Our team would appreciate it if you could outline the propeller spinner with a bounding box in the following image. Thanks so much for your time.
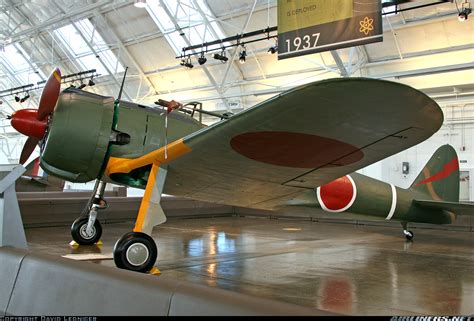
[10,68,61,164]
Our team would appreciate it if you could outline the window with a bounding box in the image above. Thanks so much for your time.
[382,0,401,17]
[1,44,45,86]
[54,19,124,75]
[146,0,228,54]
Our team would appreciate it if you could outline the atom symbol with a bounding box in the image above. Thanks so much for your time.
[359,16,374,36]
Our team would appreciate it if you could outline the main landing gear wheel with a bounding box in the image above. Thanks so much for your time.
[71,216,102,245]
[113,232,158,273]
[403,230,414,241]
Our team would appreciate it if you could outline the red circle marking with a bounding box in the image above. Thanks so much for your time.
[319,176,354,211]
[230,131,363,168]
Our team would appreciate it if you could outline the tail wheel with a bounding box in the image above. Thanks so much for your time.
[71,216,102,245]
[113,232,157,273]
[404,230,414,241]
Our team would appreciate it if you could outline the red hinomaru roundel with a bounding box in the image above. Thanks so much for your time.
[317,175,357,212]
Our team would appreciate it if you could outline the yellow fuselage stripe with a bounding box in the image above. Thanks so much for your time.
[105,139,191,176]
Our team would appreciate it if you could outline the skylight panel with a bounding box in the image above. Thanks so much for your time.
[146,0,228,55]
[54,19,124,75]
[1,44,45,86]
[382,0,400,17]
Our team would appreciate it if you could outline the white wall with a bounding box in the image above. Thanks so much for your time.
[359,103,474,200]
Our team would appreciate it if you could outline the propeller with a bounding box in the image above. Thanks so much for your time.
[10,68,62,164]
[19,137,40,165]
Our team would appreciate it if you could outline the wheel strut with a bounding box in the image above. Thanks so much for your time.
[401,222,414,241]
[71,180,108,245]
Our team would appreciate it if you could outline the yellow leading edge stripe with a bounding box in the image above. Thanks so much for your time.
[133,162,159,232]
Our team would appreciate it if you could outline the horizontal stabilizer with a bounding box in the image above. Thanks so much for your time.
[413,199,474,216]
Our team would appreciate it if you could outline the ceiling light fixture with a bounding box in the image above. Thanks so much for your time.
[239,46,246,64]
[458,7,471,21]
[213,51,228,62]
[20,93,30,103]
[180,57,194,69]
[267,43,278,55]
[198,52,207,65]
[457,0,472,21]
[78,83,87,90]
[134,0,147,8]
[88,78,95,86]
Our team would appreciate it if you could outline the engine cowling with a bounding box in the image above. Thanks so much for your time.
[40,89,115,183]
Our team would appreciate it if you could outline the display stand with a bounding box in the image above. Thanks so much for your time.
[0,165,27,249]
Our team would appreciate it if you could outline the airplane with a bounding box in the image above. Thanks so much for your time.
[7,68,473,273]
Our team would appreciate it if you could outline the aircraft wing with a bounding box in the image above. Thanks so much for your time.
[107,78,443,210]
[413,200,474,216]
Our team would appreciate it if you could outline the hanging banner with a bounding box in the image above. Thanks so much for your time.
[278,0,382,60]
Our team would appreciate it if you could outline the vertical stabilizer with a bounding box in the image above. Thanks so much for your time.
[410,145,459,202]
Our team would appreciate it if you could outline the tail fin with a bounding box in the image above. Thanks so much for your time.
[410,145,459,202]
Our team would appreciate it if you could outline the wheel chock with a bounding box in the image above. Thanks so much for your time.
[69,240,103,247]
[149,266,161,276]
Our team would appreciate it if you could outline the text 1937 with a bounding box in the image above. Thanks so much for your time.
[284,33,321,53]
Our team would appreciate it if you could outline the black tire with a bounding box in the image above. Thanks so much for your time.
[404,230,414,241]
[71,216,102,245]
[113,232,157,273]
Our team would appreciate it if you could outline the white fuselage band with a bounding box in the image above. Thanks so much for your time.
[385,184,397,220]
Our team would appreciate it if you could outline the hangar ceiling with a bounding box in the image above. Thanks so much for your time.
[0,0,473,163]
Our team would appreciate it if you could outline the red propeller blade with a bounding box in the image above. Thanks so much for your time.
[37,68,61,121]
[19,137,39,165]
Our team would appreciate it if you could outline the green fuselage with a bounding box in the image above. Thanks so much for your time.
[41,89,203,186]
[39,89,456,226]
[313,173,454,224]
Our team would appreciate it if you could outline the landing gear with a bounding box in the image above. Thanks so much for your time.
[113,232,158,273]
[71,180,107,245]
[403,229,414,241]
[111,164,168,273]
[401,222,414,241]
[71,216,102,245]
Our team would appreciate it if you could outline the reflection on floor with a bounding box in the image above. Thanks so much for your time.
[25,216,474,315]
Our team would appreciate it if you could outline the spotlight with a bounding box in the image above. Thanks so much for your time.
[458,1,472,22]
[198,53,207,65]
[78,83,87,90]
[239,46,246,64]
[88,78,95,86]
[180,57,194,69]
[458,8,472,21]
[20,93,30,103]
[267,44,278,55]
[134,0,147,8]
[213,51,228,62]
[14,95,20,102]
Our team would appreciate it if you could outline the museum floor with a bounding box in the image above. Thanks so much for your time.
[25,216,473,316]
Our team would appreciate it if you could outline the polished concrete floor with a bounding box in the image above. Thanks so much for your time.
[25,216,473,316]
